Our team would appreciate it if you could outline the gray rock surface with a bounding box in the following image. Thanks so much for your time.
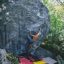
[0,0,50,54]
[0,49,11,64]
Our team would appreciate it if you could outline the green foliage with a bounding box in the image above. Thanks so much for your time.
[43,0,64,59]
[6,53,19,64]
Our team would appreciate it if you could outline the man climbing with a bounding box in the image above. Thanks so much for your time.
[18,29,41,59]
[25,30,40,59]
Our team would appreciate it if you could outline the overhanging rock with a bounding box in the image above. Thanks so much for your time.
[1,0,50,54]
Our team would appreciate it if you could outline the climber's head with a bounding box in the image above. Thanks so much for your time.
[30,30,41,41]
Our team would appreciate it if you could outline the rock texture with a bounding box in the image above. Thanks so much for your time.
[0,0,50,54]
[0,49,11,64]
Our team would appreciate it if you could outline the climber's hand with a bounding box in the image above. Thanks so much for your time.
[33,44,38,49]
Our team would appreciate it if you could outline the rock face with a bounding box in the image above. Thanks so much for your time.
[0,49,11,64]
[0,0,50,55]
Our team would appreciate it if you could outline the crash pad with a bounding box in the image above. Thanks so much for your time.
[43,57,57,64]
[19,57,33,64]
[33,60,46,64]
